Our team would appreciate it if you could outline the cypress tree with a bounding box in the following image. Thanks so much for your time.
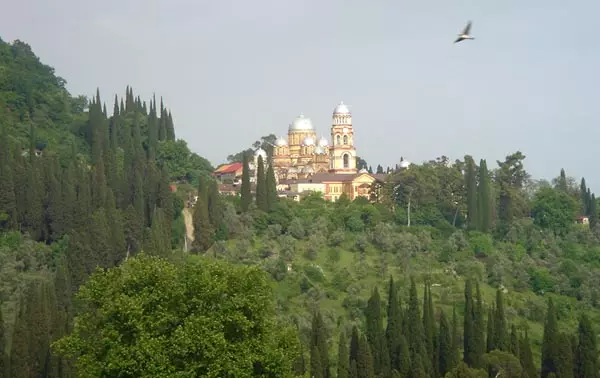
[0,300,5,377]
[240,152,251,212]
[580,178,588,215]
[463,279,476,366]
[350,325,360,366]
[311,311,329,378]
[407,278,427,375]
[365,287,385,375]
[450,306,459,372]
[255,155,268,211]
[509,325,519,358]
[465,156,478,229]
[266,161,278,211]
[310,344,324,378]
[397,335,410,378]
[386,276,403,371]
[356,334,374,378]
[486,305,495,352]
[438,310,453,377]
[192,195,213,253]
[541,298,559,378]
[519,330,536,378]
[555,333,574,378]
[423,282,437,377]
[590,193,598,228]
[477,159,492,232]
[337,331,350,378]
[493,289,507,351]
[557,168,568,192]
[473,282,485,368]
[11,294,31,378]
[574,313,597,378]
[0,163,17,231]
[349,360,358,378]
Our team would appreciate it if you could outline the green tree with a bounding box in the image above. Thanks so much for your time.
[465,156,478,229]
[240,152,251,212]
[476,159,492,232]
[531,187,578,236]
[493,289,507,352]
[53,255,299,377]
[574,313,598,378]
[541,298,559,378]
[266,161,278,212]
[338,331,350,378]
[255,155,268,211]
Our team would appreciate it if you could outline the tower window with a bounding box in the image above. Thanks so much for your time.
[336,135,341,145]
[343,135,348,145]
[343,153,349,168]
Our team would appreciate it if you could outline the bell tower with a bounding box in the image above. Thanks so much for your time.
[329,101,357,174]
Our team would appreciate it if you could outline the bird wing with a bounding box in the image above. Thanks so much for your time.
[463,21,472,35]
[454,36,464,43]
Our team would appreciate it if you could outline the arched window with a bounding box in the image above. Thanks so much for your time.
[343,135,348,145]
[343,154,349,168]
[336,135,341,145]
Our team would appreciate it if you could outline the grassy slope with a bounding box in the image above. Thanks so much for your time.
[210,228,600,372]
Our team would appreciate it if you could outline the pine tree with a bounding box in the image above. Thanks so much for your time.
[337,331,350,378]
[266,161,278,212]
[574,313,597,378]
[541,298,559,378]
[438,310,453,377]
[557,168,568,192]
[465,156,478,229]
[240,152,251,212]
[477,159,492,232]
[255,155,268,211]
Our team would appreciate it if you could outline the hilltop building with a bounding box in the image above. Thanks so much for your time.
[213,101,390,202]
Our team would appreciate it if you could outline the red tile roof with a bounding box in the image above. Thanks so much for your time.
[214,162,243,174]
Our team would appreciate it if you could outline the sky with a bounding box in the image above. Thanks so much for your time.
[2,0,600,187]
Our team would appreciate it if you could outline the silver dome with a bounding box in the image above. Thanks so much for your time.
[333,101,350,114]
[303,136,315,146]
[275,136,287,146]
[314,146,325,155]
[289,113,314,131]
[255,148,267,160]
[318,136,329,147]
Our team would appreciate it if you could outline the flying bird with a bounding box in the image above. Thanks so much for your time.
[454,21,475,43]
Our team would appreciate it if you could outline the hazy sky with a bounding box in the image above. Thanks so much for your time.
[2,0,599,187]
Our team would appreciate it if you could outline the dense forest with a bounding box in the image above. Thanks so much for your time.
[1,36,600,378]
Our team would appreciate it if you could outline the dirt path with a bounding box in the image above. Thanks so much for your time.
[182,208,194,241]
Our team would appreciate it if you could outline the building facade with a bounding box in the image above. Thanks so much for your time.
[271,101,358,180]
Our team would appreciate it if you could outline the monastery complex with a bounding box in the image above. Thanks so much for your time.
[213,101,395,202]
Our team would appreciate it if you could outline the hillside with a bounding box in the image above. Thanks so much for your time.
[0,37,213,377]
[1,36,599,378]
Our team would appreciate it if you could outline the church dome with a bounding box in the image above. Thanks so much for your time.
[289,113,314,131]
[314,146,325,155]
[303,136,315,146]
[333,101,350,114]
[275,136,287,146]
[255,148,267,160]
[399,160,411,169]
[318,136,329,147]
